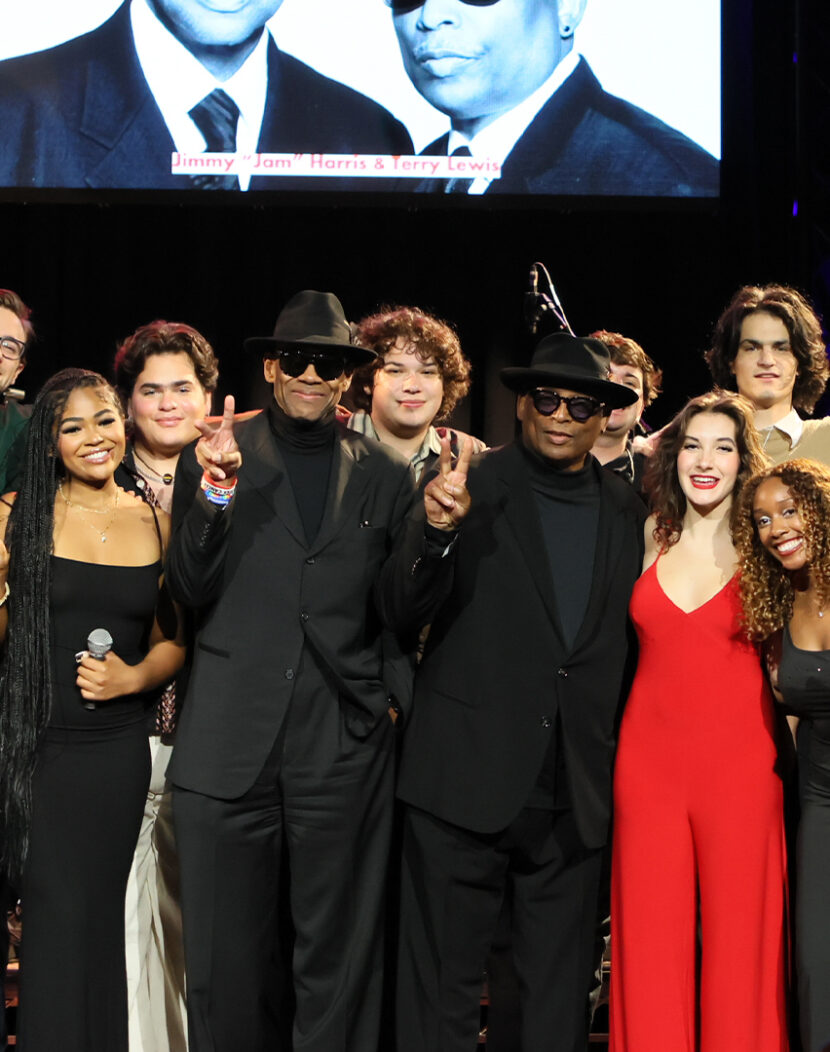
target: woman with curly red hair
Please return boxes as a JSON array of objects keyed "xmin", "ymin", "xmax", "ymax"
[
  {"xmin": 610, "ymin": 391, "xmax": 789, "ymax": 1052},
  {"xmin": 736, "ymin": 458, "xmax": 830, "ymax": 1052}
]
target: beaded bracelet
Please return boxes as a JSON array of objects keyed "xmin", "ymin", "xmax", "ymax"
[{"xmin": 200, "ymin": 472, "xmax": 237, "ymax": 508}]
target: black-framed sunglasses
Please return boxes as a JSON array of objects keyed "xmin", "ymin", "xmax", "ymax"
[
  {"xmin": 385, "ymin": 0, "xmax": 499, "ymax": 9},
  {"xmin": 528, "ymin": 388, "xmax": 605, "ymax": 423},
  {"xmin": 274, "ymin": 349, "xmax": 351, "ymax": 382},
  {"xmin": 0, "ymin": 336, "xmax": 26, "ymax": 361}
]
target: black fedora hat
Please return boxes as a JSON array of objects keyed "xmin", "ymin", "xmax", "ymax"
[
  {"xmin": 500, "ymin": 332, "xmax": 638, "ymax": 409},
  {"xmin": 244, "ymin": 290, "xmax": 376, "ymax": 365}
]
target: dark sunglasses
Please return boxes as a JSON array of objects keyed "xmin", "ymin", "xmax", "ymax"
[
  {"xmin": 385, "ymin": 0, "xmax": 500, "ymax": 9},
  {"xmin": 275, "ymin": 349, "xmax": 351, "ymax": 382},
  {"xmin": 528, "ymin": 388, "xmax": 605, "ymax": 423}
]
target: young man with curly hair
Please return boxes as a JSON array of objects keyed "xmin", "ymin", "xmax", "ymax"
[
  {"xmin": 705, "ymin": 284, "xmax": 829, "ymax": 465},
  {"xmin": 349, "ymin": 306, "xmax": 482, "ymax": 481}
]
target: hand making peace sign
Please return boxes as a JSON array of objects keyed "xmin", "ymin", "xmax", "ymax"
[
  {"xmin": 424, "ymin": 435, "xmax": 473, "ymax": 531},
  {"xmin": 195, "ymin": 395, "xmax": 243, "ymax": 481}
]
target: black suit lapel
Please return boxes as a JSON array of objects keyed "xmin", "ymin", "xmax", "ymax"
[
  {"xmin": 308, "ymin": 434, "xmax": 365, "ymax": 556},
  {"xmin": 570, "ymin": 464, "xmax": 628, "ymax": 652},
  {"xmin": 79, "ymin": 6, "xmax": 180, "ymax": 189},
  {"xmin": 412, "ymin": 132, "xmax": 450, "ymax": 192},
  {"xmin": 489, "ymin": 58, "xmax": 597, "ymax": 195}
]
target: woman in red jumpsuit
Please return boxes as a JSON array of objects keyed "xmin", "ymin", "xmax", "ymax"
[{"xmin": 610, "ymin": 391, "xmax": 789, "ymax": 1052}]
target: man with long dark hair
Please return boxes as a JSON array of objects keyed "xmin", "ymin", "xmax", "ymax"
[{"xmin": 705, "ymin": 284, "xmax": 829, "ymax": 465}]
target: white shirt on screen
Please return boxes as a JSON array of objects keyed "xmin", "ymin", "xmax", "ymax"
[{"xmin": 130, "ymin": 0, "xmax": 268, "ymax": 191}]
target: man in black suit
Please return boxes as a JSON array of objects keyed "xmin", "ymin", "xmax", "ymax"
[
  {"xmin": 0, "ymin": 289, "xmax": 33, "ymax": 494},
  {"xmin": 0, "ymin": 0, "xmax": 411, "ymax": 189},
  {"xmin": 165, "ymin": 291, "xmax": 417, "ymax": 1051},
  {"xmin": 379, "ymin": 333, "xmax": 646, "ymax": 1051},
  {"xmin": 389, "ymin": 0, "xmax": 718, "ymax": 196}
]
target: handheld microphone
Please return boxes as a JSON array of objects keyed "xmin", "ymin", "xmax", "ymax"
[{"xmin": 83, "ymin": 628, "xmax": 113, "ymax": 710}]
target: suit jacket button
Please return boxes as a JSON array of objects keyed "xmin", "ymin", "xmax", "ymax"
[
  {"xmin": 557, "ymin": 667, "xmax": 568, "ymax": 678},
  {"xmin": 284, "ymin": 668, "xmax": 295, "ymax": 680},
  {"xmin": 540, "ymin": 717, "xmax": 552, "ymax": 729},
  {"xmin": 306, "ymin": 557, "xmax": 315, "ymax": 565},
  {"xmin": 300, "ymin": 612, "xmax": 309, "ymax": 623}
]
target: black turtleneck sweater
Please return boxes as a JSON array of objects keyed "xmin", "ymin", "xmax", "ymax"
[
  {"xmin": 520, "ymin": 442, "xmax": 600, "ymax": 649},
  {"xmin": 267, "ymin": 400, "xmax": 336, "ymax": 546},
  {"xmin": 521, "ymin": 442, "xmax": 601, "ymax": 810}
]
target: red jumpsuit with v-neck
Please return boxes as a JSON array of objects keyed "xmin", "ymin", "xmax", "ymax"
[{"xmin": 609, "ymin": 563, "xmax": 788, "ymax": 1052}]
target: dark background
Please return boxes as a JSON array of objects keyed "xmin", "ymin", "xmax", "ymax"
[{"xmin": 1, "ymin": 0, "xmax": 827, "ymax": 446}]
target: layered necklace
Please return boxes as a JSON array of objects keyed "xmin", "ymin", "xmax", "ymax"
[
  {"xmin": 58, "ymin": 482, "xmax": 120, "ymax": 543},
  {"xmin": 133, "ymin": 447, "xmax": 175, "ymax": 486}
]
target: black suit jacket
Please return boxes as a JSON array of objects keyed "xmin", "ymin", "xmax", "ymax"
[
  {"xmin": 420, "ymin": 58, "xmax": 718, "ymax": 197},
  {"xmin": 165, "ymin": 411, "xmax": 416, "ymax": 800},
  {"xmin": 0, "ymin": 3, "xmax": 411, "ymax": 189},
  {"xmin": 380, "ymin": 443, "xmax": 645, "ymax": 849}
]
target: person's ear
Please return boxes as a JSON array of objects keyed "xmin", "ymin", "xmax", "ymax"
[{"xmin": 558, "ymin": 0, "xmax": 587, "ymax": 38}]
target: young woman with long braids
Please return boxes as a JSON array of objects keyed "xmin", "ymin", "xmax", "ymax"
[
  {"xmin": 609, "ymin": 391, "xmax": 789, "ymax": 1052},
  {"xmin": 0, "ymin": 368, "xmax": 184, "ymax": 1052},
  {"xmin": 736, "ymin": 458, "xmax": 830, "ymax": 1052}
]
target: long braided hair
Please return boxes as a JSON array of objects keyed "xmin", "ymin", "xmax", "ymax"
[{"xmin": 0, "ymin": 368, "xmax": 120, "ymax": 880}]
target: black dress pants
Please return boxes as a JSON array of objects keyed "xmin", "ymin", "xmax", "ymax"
[
  {"xmin": 396, "ymin": 804, "xmax": 602, "ymax": 1052},
  {"xmin": 796, "ymin": 719, "xmax": 830, "ymax": 1052},
  {"xmin": 173, "ymin": 664, "xmax": 396, "ymax": 1052}
]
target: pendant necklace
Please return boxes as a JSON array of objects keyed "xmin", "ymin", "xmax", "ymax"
[
  {"xmin": 59, "ymin": 482, "xmax": 119, "ymax": 543},
  {"xmin": 133, "ymin": 448, "xmax": 174, "ymax": 486}
]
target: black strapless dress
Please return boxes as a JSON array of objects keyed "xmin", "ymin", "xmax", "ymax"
[
  {"xmin": 17, "ymin": 557, "xmax": 160, "ymax": 1052},
  {"xmin": 778, "ymin": 626, "xmax": 830, "ymax": 1052}
]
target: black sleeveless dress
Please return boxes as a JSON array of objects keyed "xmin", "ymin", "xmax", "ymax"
[
  {"xmin": 17, "ymin": 557, "xmax": 160, "ymax": 1052},
  {"xmin": 778, "ymin": 626, "xmax": 830, "ymax": 1052}
]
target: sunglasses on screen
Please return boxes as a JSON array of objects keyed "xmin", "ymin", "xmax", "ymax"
[
  {"xmin": 527, "ymin": 389, "xmax": 605, "ymax": 423},
  {"xmin": 385, "ymin": 0, "xmax": 500, "ymax": 9},
  {"xmin": 274, "ymin": 349, "xmax": 351, "ymax": 382}
]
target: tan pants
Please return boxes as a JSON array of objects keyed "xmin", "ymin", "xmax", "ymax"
[{"xmin": 125, "ymin": 738, "xmax": 188, "ymax": 1052}]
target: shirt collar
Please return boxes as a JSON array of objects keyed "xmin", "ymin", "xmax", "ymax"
[
  {"xmin": 762, "ymin": 407, "xmax": 803, "ymax": 448},
  {"xmin": 130, "ymin": 0, "xmax": 269, "ymax": 176},
  {"xmin": 348, "ymin": 410, "xmax": 440, "ymax": 482},
  {"xmin": 447, "ymin": 50, "xmax": 580, "ymax": 191}
]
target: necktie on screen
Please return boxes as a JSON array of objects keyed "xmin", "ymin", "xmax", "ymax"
[
  {"xmin": 442, "ymin": 145, "xmax": 474, "ymax": 195},
  {"xmin": 188, "ymin": 89, "xmax": 240, "ymax": 190}
]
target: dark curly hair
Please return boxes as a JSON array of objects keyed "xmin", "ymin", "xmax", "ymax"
[
  {"xmin": 735, "ymin": 459, "xmax": 830, "ymax": 641},
  {"xmin": 705, "ymin": 285, "xmax": 827, "ymax": 412},
  {"xmin": 0, "ymin": 369, "xmax": 121, "ymax": 880},
  {"xmin": 0, "ymin": 288, "xmax": 34, "ymax": 356},
  {"xmin": 644, "ymin": 390, "xmax": 767, "ymax": 550},
  {"xmin": 352, "ymin": 307, "xmax": 471, "ymax": 422},
  {"xmin": 113, "ymin": 321, "xmax": 219, "ymax": 411},
  {"xmin": 589, "ymin": 330, "xmax": 662, "ymax": 407}
]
